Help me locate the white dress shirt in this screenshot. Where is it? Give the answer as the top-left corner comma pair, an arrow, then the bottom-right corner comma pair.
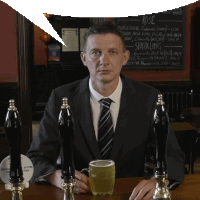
89,77 -> 123,140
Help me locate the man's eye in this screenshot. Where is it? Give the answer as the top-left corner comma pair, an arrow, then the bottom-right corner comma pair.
92,51 -> 100,55
110,51 -> 117,54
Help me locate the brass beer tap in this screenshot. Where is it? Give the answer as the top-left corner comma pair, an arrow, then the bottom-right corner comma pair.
10,183 -> 24,200
62,179 -> 76,200
153,174 -> 171,200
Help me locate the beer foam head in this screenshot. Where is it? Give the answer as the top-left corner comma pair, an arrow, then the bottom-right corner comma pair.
90,160 -> 115,167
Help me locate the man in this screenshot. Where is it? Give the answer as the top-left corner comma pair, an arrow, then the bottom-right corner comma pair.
27,21 -> 185,200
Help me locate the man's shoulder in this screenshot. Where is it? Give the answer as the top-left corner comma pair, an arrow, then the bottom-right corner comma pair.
54,76 -> 88,94
122,75 -> 159,94
48,77 -> 89,102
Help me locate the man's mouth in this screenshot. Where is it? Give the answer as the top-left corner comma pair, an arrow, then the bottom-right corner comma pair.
99,70 -> 111,73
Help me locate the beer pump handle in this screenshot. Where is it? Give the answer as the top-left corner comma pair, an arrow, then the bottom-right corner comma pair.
0,99 -> 34,200
5,99 -> 24,184
153,94 -> 171,200
58,97 -> 76,200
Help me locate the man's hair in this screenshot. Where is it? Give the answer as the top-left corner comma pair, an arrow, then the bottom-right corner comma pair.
83,21 -> 126,52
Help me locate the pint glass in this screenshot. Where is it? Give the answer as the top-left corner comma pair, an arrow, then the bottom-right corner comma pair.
88,160 -> 115,196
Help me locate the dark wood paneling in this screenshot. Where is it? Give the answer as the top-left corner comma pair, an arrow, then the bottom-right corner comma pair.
16,12 -> 33,154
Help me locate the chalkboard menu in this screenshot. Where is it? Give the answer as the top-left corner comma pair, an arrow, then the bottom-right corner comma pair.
115,7 -> 186,70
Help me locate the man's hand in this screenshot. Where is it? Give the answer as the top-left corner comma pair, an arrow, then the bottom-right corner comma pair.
45,170 -> 91,194
129,178 -> 169,200
74,170 -> 91,194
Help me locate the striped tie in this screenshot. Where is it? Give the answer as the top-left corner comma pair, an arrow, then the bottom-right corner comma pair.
98,98 -> 114,159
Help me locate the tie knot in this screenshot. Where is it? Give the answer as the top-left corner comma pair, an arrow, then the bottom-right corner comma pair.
101,98 -> 112,108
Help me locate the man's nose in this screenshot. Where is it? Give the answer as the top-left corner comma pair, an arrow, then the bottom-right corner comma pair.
99,53 -> 109,65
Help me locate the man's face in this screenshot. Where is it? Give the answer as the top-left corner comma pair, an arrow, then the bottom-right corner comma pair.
81,33 -> 130,84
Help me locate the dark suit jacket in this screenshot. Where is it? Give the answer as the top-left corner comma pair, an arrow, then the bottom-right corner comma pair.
27,74 -> 185,184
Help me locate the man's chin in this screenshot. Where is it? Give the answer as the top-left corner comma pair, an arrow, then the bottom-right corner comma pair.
98,73 -> 117,84
99,77 -> 113,84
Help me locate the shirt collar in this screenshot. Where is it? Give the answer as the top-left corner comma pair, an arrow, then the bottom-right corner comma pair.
89,77 -> 122,104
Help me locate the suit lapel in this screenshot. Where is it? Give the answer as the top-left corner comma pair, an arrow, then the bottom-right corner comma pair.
73,77 -> 101,159
111,76 -> 137,160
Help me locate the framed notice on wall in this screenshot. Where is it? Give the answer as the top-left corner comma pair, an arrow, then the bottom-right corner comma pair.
62,28 -> 79,52
114,6 -> 186,70
47,16 -> 91,65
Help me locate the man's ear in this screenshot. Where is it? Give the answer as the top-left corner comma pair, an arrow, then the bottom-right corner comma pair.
122,50 -> 130,66
80,52 -> 87,67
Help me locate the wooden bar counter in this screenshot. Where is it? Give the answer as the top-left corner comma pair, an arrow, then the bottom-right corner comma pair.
0,174 -> 200,199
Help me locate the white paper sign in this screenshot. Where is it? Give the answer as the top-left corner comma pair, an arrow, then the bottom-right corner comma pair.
62,28 -> 79,52
0,154 -> 34,184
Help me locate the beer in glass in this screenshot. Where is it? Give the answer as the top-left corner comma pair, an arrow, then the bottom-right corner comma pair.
89,160 -> 115,196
